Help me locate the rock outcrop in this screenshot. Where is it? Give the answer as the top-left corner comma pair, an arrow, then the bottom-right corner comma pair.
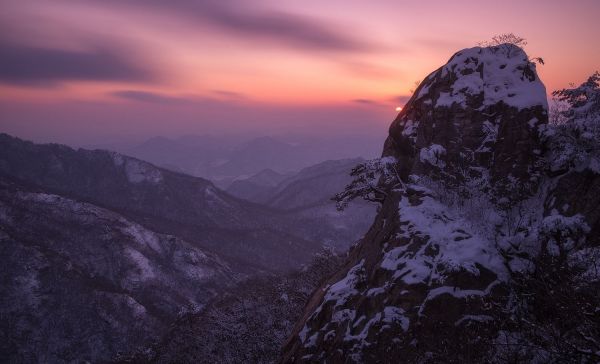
282,45 -> 600,363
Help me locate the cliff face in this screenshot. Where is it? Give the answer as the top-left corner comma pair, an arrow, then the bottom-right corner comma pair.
282,46 -> 600,363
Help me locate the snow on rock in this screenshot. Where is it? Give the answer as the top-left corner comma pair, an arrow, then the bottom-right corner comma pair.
112,152 -> 163,184
382,306 -> 410,332
124,159 -> 163,184
121,223 -> 163,254
422,280 -> 500,304
539,213 -> 590,255
125,248 -> 156,281
125,296 -> 148,317
323,259 -> 365,307
419,144 -> 446,168
394,188 -> 507,281
204,185 -> 226,205
401,119 -> 418,141
454,314 -> 494,327
173,249 -> 211,281
431,45 -> 547,110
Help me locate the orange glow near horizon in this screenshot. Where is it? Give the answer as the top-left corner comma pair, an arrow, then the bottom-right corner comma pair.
0,0 -> 599,144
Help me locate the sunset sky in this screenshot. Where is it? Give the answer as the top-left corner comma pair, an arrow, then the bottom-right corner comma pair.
1,0 -> 599,145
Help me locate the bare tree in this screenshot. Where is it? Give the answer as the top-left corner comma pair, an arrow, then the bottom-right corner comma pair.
333,157 -> 403,211
479,33 -> 527,56
478,33 -> 544,64
480,33 -> 528,47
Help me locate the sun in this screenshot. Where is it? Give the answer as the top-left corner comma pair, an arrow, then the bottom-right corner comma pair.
395,106 -> 403,112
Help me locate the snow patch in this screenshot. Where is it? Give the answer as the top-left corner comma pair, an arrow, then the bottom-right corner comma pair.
380,188 -> 508,286
382,306 -> 410,332
401,119 -> 418,141
324,259 -> 365,307
119,157 -> 163,184
125,248 -> 156,281
125,296 -> 147,317
419,144 -> 446,168
455,314 -> 494,326
121,224 -> 162,254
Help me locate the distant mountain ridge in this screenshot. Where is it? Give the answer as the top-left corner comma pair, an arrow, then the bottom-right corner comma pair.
226,168 -> 291,203
118,134 -> 383,187
226,158 -> 377,251
0,133 -> 324,272
267,158 -> 366,210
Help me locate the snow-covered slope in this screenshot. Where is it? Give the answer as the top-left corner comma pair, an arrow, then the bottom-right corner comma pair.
0,177 -> 231,362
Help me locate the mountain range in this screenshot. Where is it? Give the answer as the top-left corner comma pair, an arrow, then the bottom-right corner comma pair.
0,133 -> 350,362
113,134 -> 383,187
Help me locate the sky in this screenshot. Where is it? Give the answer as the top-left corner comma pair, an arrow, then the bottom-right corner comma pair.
0,0 -> 599,146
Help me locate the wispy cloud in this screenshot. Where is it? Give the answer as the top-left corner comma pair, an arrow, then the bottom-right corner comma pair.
211,90 -> 246,100
110,90 -> 189,104
352,96 -> 411,107
91,0 -> 380,53
0,41 -> 153,86
411,37 -> 468,52
388,95 -> 412,105
111,89 -> 250,106
351,98 -> 383,106
340,60 -> 401,79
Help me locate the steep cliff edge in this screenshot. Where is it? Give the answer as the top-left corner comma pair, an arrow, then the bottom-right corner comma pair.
282,46 -> 600,363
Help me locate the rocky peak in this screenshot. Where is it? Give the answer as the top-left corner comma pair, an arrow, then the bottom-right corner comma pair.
385,45 -> 548,194
282,46 -> 599,362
